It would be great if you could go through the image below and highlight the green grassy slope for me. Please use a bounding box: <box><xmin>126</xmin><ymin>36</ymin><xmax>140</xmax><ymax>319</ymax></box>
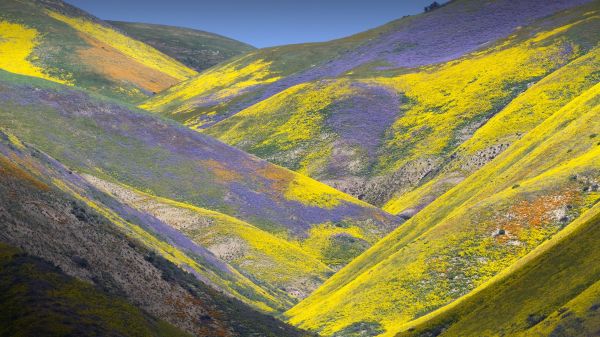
<box><xmin>108</xmin><ymin>21</ymin><xmax>255</xmax><ymax>72</ymax></box>
<box><xmin>393</xmin><ymin>202</ymin><xmax>600</xmax><ymax>337</ymax></box>
<box><xmin>0</xmin><ymin>243</ymin><xmax>190</xmax><ymax>337</ymax></box>
<box><xmin>284</xmin><ymin>79</ymin><xmax>600</xmax><ymax>335</ymax></box>
<box><xmin>0</xmin><ymin>0</ymin><xmax>196</xmax><ymax>103</ymax></box>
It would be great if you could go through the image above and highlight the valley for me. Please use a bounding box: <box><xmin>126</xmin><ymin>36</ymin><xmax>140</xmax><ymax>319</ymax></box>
<box><xmin>0</xmin><ymin>0</ymin><xmax>598</xmax><ymax>336</ymax></box>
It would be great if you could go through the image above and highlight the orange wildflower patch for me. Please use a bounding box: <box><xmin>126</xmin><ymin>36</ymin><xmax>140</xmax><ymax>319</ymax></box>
<box><xmin>254</xmin><ymin>165</ymin><xmax>295</xmax><ymax>194</ymax></box>
<box><xmin>202</xmin><ymin>159</ymin><xmax>243</xmax><ymax>183</ymax></box>
<box><xmin>77</xmin><ymin>33</ymin><xmax>180</xmax><ymax>93</ymax></box>
<box><xmin>496</xmin><ymin>189</ymin><xmax>579</xmax><ymax>240</ymax></box>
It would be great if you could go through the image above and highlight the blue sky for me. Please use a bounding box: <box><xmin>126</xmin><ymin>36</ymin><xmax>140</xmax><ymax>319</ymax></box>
<box><xmin>66</xmin><ymin>0</ymin><xmax>438</xmax><ymax>48</ymax></box>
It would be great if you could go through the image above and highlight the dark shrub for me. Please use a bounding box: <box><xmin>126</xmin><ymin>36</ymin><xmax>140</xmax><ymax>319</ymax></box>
<box><xmin>332</xmin><ymin>321</ymin><xmax>385</xmax><ymax>337</ymax></box>
<box><xmin>526</xmin><ymin>313</ymin><xmax>547</xmax><ymax>327</ymax></box>
<box><xmin>71</xmin><ymin>255</ymin><xmax>89</xmax><ymax>269</ymax></box>
<box><xmin>425</xmin><ymin>1</ymin><xmax>441</xmax><ymax>12</ymax></box>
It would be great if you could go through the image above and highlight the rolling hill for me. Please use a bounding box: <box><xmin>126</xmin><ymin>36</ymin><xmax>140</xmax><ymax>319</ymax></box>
<box><xmin>141</xmin><ymin>0</ymin><xmax>596</xmax><ymax>210</ymax></box>
<box><xmin>139</xmin><ymin>0</ymin><xmax>593</xmax><ymax>121</ymax></box>
<box><xmin>0</xmin><ymin>130</ymin><xmax>312</xmax><ymax>336</ymax></box>
<box><xmin>108</xmin><ymin>21</ymin><xmax>255</xmax><ymax>72</ymax></box>
<box><xmin>393</xmin><ymin>201</ymin><xmax>600</xmax><ymax>337</ymax></box>
<box><xmin>285</xmin><ymin>67</ymin><xmax>600</xmax><ymax>337</ymax></box>
<box><xmin>0</xmin><ymin>68</ymin><xmax>400</xmax><ymax>311</ymax></box>
<box><xmin>0</xmin><ymin>0</ymin><xmax>197</xmax><ymax>103</ymax></box>
<box><xmin>0</xmin><ymin>0</ymin><xmax>599</xmax><ymax>336</ymax></box>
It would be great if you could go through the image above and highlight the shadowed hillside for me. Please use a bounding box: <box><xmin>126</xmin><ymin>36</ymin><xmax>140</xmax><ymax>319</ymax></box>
<box><xmin>0</xmin><ymin>243</ymin><xmax>190</xmax><ymax>337</ymax></box>
<box><xmin>0</xmin><ymin>131</ymin><xmax>313</xmax><ymax>336</ymax></box>
<box><xmin>108</xmin><ymin>21</ymin><xmax>255</xmax><ymax>72</ymax></box>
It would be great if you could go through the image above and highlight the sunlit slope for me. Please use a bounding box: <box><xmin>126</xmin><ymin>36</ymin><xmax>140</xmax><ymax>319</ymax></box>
<box><xmin>393</xmin><ymin>203</ymin><xmax>600</xmax><ymax>337</ymax></box>
<box><xmin>285</xmin><ymin>81</ymin><xmax>600</xmax><ymax>336</ymax></box>
<box><xmin>0</xmin><ymin>70</ymin><xmax>399</xmax><ymax>298</ymax></box>
<box><xmin>83</xmin><ymin>174</ymin><xmax>333</xmax><ymax>301</ymax></box>
<box><xmin>142</xmin><ymin>0</ymin><xmax>589</xmax><ymax>129</ymax></box>
<box><xmin>384</xmin><ymin>43</ymin><xmax>600</xmax><ymax>216</ymax></box>
<box><xmin>0</xmin><ymin>0</ymin><xmax>196</xmax><ymax>103</ymax></box>
<box><xmin>205</xmin><ymin>79</ymin><xmax>399</xmax><ymax>187</ymax></box>
<box><xmin>108</xmin><ymin>21</ymin><xmax>255</xmax><ymax>72</ymax></box>
<box><xmin>0</xmin><ymin>21</ymin><xmax>65</xmax><ymax>83</ymax></box>
<box><xmin>0</xmin><ymin>132</ymin><xmax>311</xmax><ymax>336</ymax></box>
<box><xmin>140</xmin><ymin>36</ymin><xmax>370</xmax><ymax>128</ymax></box>
<box><xmin>206</xmin><ymin>5</ymin><xmax>600</xmax><ymax>206</ymax></box>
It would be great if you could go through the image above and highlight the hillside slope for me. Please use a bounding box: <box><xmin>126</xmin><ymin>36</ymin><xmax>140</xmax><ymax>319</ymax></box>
<box><xmin>285</xmin><ymin>70</ymin><xmax>600</xmax><ymax>336</ymax></box>
<box><xmin>2</xmin><ymin>0</ymin><xmax>598</xmax><ymax>336</ymax></box>
<box><xmin>0</xmin><ymin>243</ymin><xmax>189</xmax><ymax>337</ymax></box>
<box><xmin>384</xmin><ymin>39</ymin><xmax>600</xmax><ymax>216</ymax></box>
<box><xmin>206</xmin><ymin>0</ymin><xmax>599</xmax><ymax>208</ymax></box>
<box><xmin>0</xmin><ymin>69</ymin><xmax>400</xmax><ymax>310</ymax></box>
<box><xmin>143</xmin><ymin>0</ymin><xmax>590</xmax><ymax>127</ymax></box>
<box><xmin>108</xmin><ymin>21</ymin><xmax>255</xmax><ymax>72</ymax></box>
<box><xmin>82</xmin><ymin>174</ymin><xmax>333</xmax><ymax>301</ymax></box>
<box><xmin>0</xmin><ymin>0</ymin><xmax>196</xmax><ymax>103</ymax></box>
<box><xmin>0</xmin><ymin>131</ymin><xmax>311</xmax><ymax>336</ymax></box>
<box><xmin>142</xmin><ymin>0</ymin><xmax>596</xmax><ymax>209</ymax></box>
<box><xmin>0</xmin><ymin>126</ymin><xmax>288</xmax><ymax>317</ymax></box>
<box><xmin>392</xmin><ymin>202</ymin><xmax>600</xmax><ymax>337</ymax></box>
